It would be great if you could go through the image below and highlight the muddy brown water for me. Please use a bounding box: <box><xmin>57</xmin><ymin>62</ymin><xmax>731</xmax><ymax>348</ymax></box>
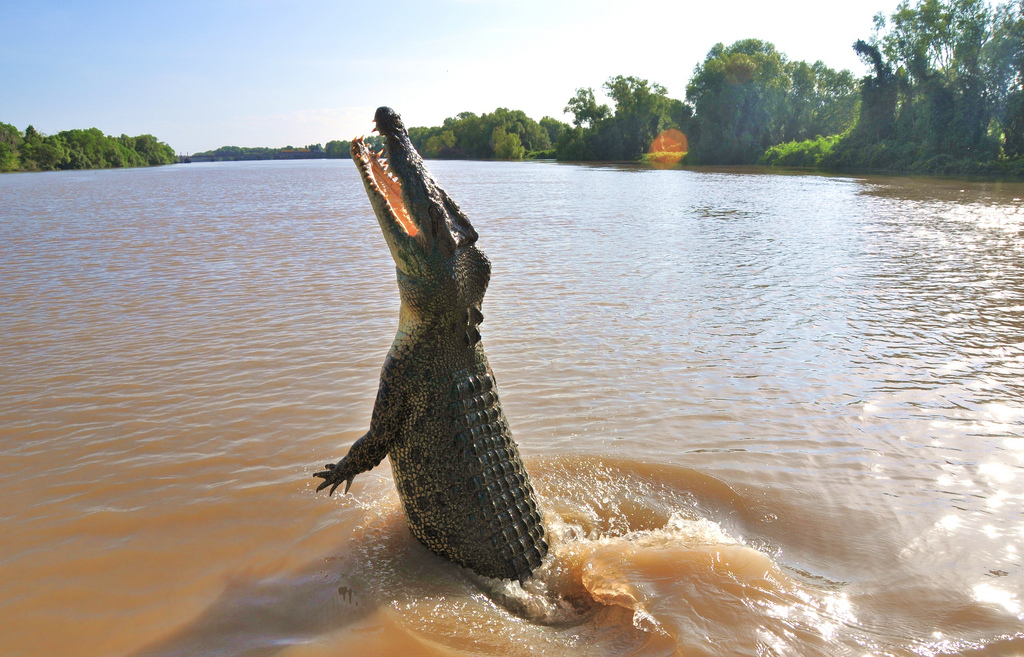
<box><xmin>1</xmin><ymin>160</ymin><xmax>1022</xmax><ymax>656</ymax></box>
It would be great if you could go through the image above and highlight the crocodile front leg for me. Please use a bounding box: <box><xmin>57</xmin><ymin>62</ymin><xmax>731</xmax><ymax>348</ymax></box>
<box><xmin>314</xmin><ymin>427</ymin><xmax>390</xmax><ymax>495</ymax></box>
<box><xmin>315</xmin><ymin>357</ymin><xmax>405</xmax><ymax>495</ymax></box>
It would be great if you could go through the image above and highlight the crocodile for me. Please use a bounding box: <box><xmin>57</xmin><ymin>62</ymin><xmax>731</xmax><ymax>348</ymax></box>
<box><xmin>313</xmin><ymin>107</ymin><xmax>548</xmax><ymax>582</ymax></box>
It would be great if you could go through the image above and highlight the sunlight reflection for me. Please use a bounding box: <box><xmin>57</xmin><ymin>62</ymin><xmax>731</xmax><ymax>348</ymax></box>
<box><xmin>973</xmin><ymin>583</ymin><xmax>1022</xmax><ymax>617</ymax></box>
<box><xmin>945</xmin><ymin>203</ymin><xmax>1024</xmax><ymax>235</ymax></box>
<box><xmin>937</xmin><ymin>360</ymin><xmax>971</xmax><ymax>373</ymax></box>
<box><xmin>818</xmin><ymin>593</ymin><xmax>856</xmax><ymax>641</ymax></box>
<box><xmin>987</xmin><ymin>491</ymin><xmax>1008</xmax><ymax>509</ymax></box>
<box><xmin>979</xmin><ymin>462</ymin><xmax>1015</xmax><ymax>484</ymax></box>
<box><xmin>986</xmin><ymin>404</ymin><xmax>1024</xmax><ymax>423</ymax></box>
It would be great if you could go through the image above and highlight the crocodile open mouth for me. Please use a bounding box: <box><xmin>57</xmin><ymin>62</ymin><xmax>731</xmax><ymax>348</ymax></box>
<box><xmin>352</xmin><ymin>136</ymin><xmax>418</xmax><ymax>238</ymax></box>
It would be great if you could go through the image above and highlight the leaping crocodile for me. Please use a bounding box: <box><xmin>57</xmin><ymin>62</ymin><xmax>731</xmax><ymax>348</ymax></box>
<box><xmin>314</xmin><ymin>107</ymin><xmax>548</xmax><ymax>582</ymax></box>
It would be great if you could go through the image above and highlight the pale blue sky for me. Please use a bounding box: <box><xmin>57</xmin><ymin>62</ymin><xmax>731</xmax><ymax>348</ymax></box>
<box><xmin>1</xmin><ymin>0</ymin><xmax>902</xmax><ymax>153</ymax></box>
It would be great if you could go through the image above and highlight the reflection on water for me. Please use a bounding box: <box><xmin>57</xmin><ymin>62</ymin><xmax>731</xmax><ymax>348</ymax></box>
<box><xmin>1</xmin><ymin>161</ymin><xmax>1022</xmax><ymax>656</ymax></box>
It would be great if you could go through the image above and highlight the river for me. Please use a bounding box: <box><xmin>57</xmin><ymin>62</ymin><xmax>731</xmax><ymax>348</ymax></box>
<box><xmin>1</xmin><ymin>159</ymin><xmax>1022</xmax><ymax>656</ymax></box>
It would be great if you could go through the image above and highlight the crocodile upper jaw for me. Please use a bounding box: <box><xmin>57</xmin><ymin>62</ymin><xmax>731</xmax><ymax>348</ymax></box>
<box><xmin>351</xmin><ymin>107</ymin><xmax>477</xmax><ymax>279</ymax></box>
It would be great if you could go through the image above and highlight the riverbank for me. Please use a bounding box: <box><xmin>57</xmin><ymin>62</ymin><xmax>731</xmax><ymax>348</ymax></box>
<box><xmin>0</xmin><ymin>122</ymin><xmax>176</xmax><ymax>173</ymax></box>
<box><xmin>759</xmin><ymin>132</ymin><xmax>1024</xmax><ymax>180</ymax></box>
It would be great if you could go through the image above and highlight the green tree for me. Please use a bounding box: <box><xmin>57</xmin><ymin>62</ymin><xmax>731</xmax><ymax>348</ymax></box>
<box><xmin>38</xmin><ymin>135</ymin><xmax>72</xmax><ymax>170</ymax></box>
<box><xmin>686</xmin><ymin>39</ymin><xmax>793</xmax><ymax>164</ymax></box>
<box><xmin>853</xmin><ymin>39</ymin><xmax>899</xmax><ymax>141</ymax></box>
<box><xmin>484</xmin><ymin>108</ymin><xmax>552</xmax><ymax>152</ymax></box>
<box><xmin>602</xmin><ymin>75</ymin><xmax>679</xmax><ymax>159</ymax></box>
<box><xmin>564</xmin><ymin>88</ymin><xmax>610</xmax><ymax>128</ymax></box>
<box><xmin>1005</xmin><ymin>91</ymin><xmax>1024</xmax><ymax>157</ymax></box>
<box><xmin>128</xmin><ymin>134</ymin><xmax>176</xmax><ymax>165</ymax></box>
<box><xmin>59</xmin><ymin>128</ymin><xmax>111</xmax><ymax>168</ymax></box>
<box><xmin>556</xmin><ymin>76</ymin><xmax>691</xmax><ymax>161</ymax></box>
<box><xmin>18</xmin><ymin>125</ymin><xmax>43</xmax><ymax>169</ymax></box>
<box><xmin>408</xmin><ymin>109</ymin><xmax>552</xmax><ymax>159</ymax></box>
<box><xmin>783</xmin><ymin>60</ymin><xmax>860</xmax><ymax>142</ymax></box>
<box><xmin>20</xmin><ymin>125</ymin><xmax>72</xmax><ymax>171</ymax></box>
<box><xmin>446</xmin><ymin>112</ymin><xmax>488</xmax><ymax>157</ymax></box>
<box><xmin>491</xmin><ymin>126</ymin><xmax>526</xmax><ymax>160</ymax></box>
<box><xmin>325</xmin><ymin>140</ymin><xmax>351</xmax><ymax>158</ymax></box>
<box><xmin>876</xmin><ymin>0</ymin><xmax>998</xmax><ymax>158</ymax></box>
<box><xmin>804</xmin><ymin>0</ymin><xmax>1023</xmax><ymax>174</ymax></box>
<box><xmin>0</xmin><ymin>122</ymin><xmax>22</xmax><ymax>172</ymax></box>
<box><xmin>539</xmin><ymin>116</ymin><xmax>569</xmax><ymax>145</ymax></box>
<box><xmin>2</xmin><ymin>124</ymin><xmax>175</xmax><ymax>172</ymax></box>
<box><xmin>424</xmin><ymin>130</ymin><xmax>457</xmax><ymax>158</ymax></box>
<box><xmin>986</xmin><ymin>0</ymin><xmax>1024</xmax><ymax>156</ymax></box>
<box><xmin>554</xmin><ymin>127</ymin><xmax>595</xmax><ymax>161</ymax></box>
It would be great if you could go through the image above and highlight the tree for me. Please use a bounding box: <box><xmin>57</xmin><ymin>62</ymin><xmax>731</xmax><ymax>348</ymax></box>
<box><xmin>564</xmin><ymin>88</ymin><xmax>610</xmax><ymax>128</ymax></box>
<box><xmin>130</xmin><ymin>134</ymin><xmax>176</xmax><ymax>165</ymax></box>
<box><xmin>853</xmin><ymin>39</ymin><xmax>899</xmax><ymax>141</ymax></box>
<box><xmin>602</xmin><ymin>75</ymin><xmax>678</xmax><ymax>159</ymax></box>
<box><xmin>20</xmin><ymin>125</ymin><xmax>72</xmax><ymax>171</ymax></box>
<box><xmin>325</xmin><ymin>140</ymin><xmax>351</xmax><ymax>158</ymax></box>
<box><xmin>554</xmin><ymin>127</ymin><xmax>595</xmax><ymax>161</ymax></box>
<box><xmin>1005</xmin><ymin>91</ymin><xmax>1024</xmax><ymax>157</ymax></box>
<box><xmin>685</xmin><ymin>40</ymin><xmax>793</xmax><ymax>164</ymax></box>
<box><xmin>809</xmin><ymin>0</ymin><xmax>1023</xmax><ymax>172</ymax></box>
<box><xmin>539</xmin><ymin>116</ymin><xmax>569</xmax><ymax>145</ymax></box>
<box><xmin>424</xmin><ymin>130</ymin><xmax>456</xmax><ymax>158</ymax></box>
<box><xmin>874</xmin><ymin>0</ymin><xmax>998</xmax><ymax>158</ymax></box>
<box><xmin>986</xmin><ymin>0</ymin><xmax>1024</xmax><ymax>156</ymax></box>
<box><xmin>407</xmin><ymin>109</ymin><xmax>552</xmax><ymax>159</ymax></box>
<box><xmin>810</xmin><ymin>62</ymin><xmax>861</xmax><ymax>137</ymax></box>
<box><xmin>0</xmin><ymin>124</ymin><xmax>175</xmax><ymax>172</ymax></box>
<box><xmin>555</xmin><ymin>76</ymin><xmax>692</xmax><ymax>161</ymax></box>
<box><xmin>783</xmin><ymin>60</ymin><xmax>860</xmax><ymax>142</ymax></box>
<box><xmin>485</xmin><ymin>107</ymin><xmax>552</xmax><ymax>152</ymax></box>
<box><xmin>446</xmin><ymin>112</ymin><xmax>489</xmax><ymax>157</ymax></box>
<box><xmin>491</xmin><ymin>127</ymin><xmax>526</xmax><ymax>160</ymax></box>
<box><xmin>0</xmin><ymin>122</ymin><xmax>22</xmax><ymax>172</ymax></box>
<box><xmin>881</xmin><ymin>0</ymin><xmax>990</xmax><ymax>86</ymax></box>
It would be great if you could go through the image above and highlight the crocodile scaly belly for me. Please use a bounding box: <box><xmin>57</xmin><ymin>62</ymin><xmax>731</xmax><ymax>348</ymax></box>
<box><xmin>393</xmin><ymin>363</ymin><xmax>548</xmax><ymax>581</ymax></box>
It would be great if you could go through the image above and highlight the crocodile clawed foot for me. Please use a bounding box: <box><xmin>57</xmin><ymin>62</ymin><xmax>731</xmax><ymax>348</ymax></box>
<box><xmin>314</xmin><ymin>461</ymin><xmax>355</xmax><ymax>496</ymax></box>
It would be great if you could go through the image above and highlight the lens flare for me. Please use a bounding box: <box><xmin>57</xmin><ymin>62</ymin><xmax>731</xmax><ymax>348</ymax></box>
<box><xmin>647</xmin><ymin>129</ymin><xmax>688</xmax><ymax>169</ymax></box>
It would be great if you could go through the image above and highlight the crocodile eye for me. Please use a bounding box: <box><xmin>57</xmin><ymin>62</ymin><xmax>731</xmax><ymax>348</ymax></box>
<box><xmin>428</xmin><ymin>205</ymin><xmax>443</xmax><ymax>222</ymax></box>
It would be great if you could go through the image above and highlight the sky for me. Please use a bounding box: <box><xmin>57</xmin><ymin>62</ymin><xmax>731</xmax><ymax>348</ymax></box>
<box><xmin>1</xmin><ymin>0</ymin><xmax>905</xmax><ymax>154</ymax></box>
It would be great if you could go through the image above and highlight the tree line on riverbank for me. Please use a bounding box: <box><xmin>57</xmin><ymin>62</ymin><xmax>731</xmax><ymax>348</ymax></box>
<box><xmin>189</xmin><ymin>143</ymin><xmax>350</xmax><ymax>161</ymax></box>
<box><xmin>762</xmin><ymin>0</ymin><xmax>1024</xmax><ymax>175</ymax></box>
<box><xmin>408</xmin><ymin>0</ymin><xmax>1024</xmax><ymax>176</ymax></box>
<box><xmin>0</xmin><ymin>123</ymin><xmax>176</xmax><ymax>172</ymax></box>
<box><xmin>11</xmin><ymin>0</ymin><xmax>1015</xmax><ymax>177</ymax></box>
<box><xmin>190</xmin><ymin>138</ymin><xmax>384</xmax><ymax>162</ymax></box>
